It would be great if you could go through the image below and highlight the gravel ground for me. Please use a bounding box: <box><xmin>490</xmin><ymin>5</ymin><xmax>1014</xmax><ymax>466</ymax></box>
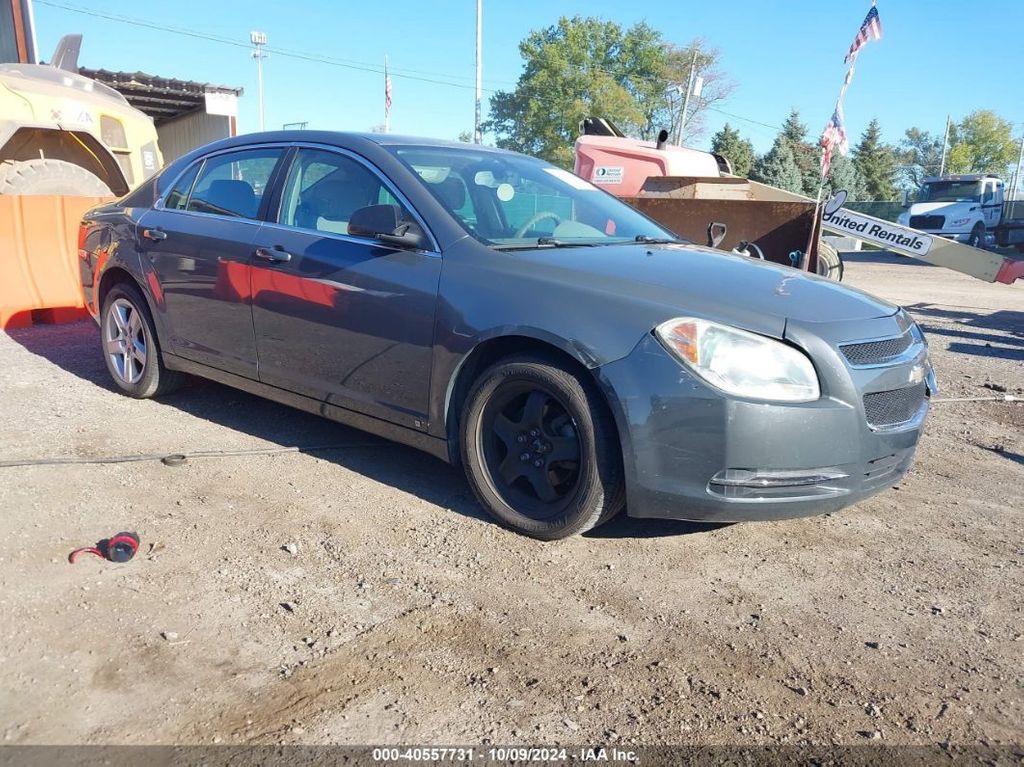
<box><xmin>0</xmin><ymin>252</ymin><xmax>1021</xmax><ymax>747</ymax></box>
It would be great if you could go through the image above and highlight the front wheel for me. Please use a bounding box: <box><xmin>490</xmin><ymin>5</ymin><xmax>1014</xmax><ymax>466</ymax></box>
<box><xmin>100</xmin><ymin>283</ymin><xmax>184</xmax><ymax>398</ymax></box>
<box><xmin>460</xmin><ymin>354</ymin><xmax>625</xmax><ymax>539</ymax></box>
<box><xmin>967</xmin><ymin>224</ymin><xmax>986</xmax><ymax>249</ymax></box>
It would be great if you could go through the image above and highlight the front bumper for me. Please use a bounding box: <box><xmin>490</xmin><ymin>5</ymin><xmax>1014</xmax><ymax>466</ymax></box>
<box><xmin>919</xmin><ymin>229</ymin><xmax>971</xmax><ymax>243</ymax></box>
<box><xmin>597</xmin><ymin>314</ymin><xmax>930</xmax><ymax>523</ymax></box>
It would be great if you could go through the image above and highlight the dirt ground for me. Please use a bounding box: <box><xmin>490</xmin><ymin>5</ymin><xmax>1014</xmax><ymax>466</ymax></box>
<box><xmin>0</xmin><ymin>251</ymin><xmax>1021</xmax><ymax>748</ymax></box>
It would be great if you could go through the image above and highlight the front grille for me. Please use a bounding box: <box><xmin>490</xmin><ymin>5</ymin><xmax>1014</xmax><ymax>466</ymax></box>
<box><xmin>840</xmin><ymin>332</ymin><xmax>913</xmax><ymax>366</ymax></box>
<box><xmin>910</xmin><ymin>214</ymin><xmax>945</xmax><ymax>230</ymax></box>
<box><xmin>863</xmin><ymin>383</ymin><xmax>927</xmax><ymax>428</ymax></box>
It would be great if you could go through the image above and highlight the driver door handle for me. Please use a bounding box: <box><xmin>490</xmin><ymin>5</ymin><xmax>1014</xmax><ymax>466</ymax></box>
<box><xmin>142</xmin><ymin>228</ymin><xmax>167</xmax><ymax>242</ymax></box>
<box><xmin>254</xmin><ymin>246</ymin><xmax>292</xmax><ymax>263</ymax></box>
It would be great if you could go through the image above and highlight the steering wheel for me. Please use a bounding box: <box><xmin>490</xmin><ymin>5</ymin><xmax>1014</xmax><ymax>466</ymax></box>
<box><xmin>514</xmin><ymin>211</ymin><xmax>563</xmax><ymax>238</ymax></box>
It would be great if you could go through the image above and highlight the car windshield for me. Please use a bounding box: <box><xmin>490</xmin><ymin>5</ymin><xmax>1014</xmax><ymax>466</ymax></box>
<box><xmin>386</xmin><ymin>145</ymin><xmax>679</xmax><ymax>248</ymax></box>
<box><xmin>918</xmin><ymin>180</ymin><xmax>982</xmax><ymax>203</ymax></box>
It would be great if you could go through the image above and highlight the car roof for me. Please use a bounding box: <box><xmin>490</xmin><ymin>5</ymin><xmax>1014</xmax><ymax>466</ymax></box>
<box><xmin>922</xmin><ymin>174</ymin><xmax>1000</xmax><ymax>183</ymax></box>
<box><xmin>186</xmin><ymin>130</ymin><xmax>518</xmax><ymax>156</ymax></box>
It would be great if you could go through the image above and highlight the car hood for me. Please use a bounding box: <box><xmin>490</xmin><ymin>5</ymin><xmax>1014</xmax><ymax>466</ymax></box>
<box><xmin>513</xmin><ymin>242</ymin><xmax>898</xmax><ymax>339</ymax></box>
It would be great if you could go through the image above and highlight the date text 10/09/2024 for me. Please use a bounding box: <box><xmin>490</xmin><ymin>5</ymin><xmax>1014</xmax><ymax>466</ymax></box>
<box><xmin>372</xmin><ymin>747</ymin><xmax>641</xmax><ymax>762</ymax></box>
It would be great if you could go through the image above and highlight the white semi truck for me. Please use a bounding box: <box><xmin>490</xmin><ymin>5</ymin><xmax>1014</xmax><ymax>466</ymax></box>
<box><xmin>896</xmin><ymin>174</ymin><xmax>1007</xmax><ymax>248</ymax></box>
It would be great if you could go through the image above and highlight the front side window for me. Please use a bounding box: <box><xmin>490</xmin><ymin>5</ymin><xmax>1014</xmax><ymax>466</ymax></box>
<box><xmin>277</xmin><ymin>148</ymin><xmax>419</xmax><ymax>238</ymax></box>
<box><xmin>164</xmin><ymin>162</ymin><xmax>200</xmax><ymax>211</ymax></box>
<box><xmin>186</xmin><ymin>148</ymin><xmax>283</xmax><ymax>219</ymax></box>
<box><xmin>387</xmin><ymin>145</ymin><xmax>678</xmax><ymax>249</ymax></box>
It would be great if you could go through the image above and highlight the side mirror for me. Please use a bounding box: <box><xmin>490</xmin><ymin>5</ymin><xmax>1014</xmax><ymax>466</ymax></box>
<box><xmin>347</xmin><ymin>204</ymin><xmax>425</xmax><ymax>249</ymax></box>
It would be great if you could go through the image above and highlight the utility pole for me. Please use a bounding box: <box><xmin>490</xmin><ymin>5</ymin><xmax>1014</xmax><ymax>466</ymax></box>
<box><xmin>1011</xmin><ymin>130</ymin><xmax>1024</xmax><ymax>218</ymax></box>
<box><xmin>474</xmin><ymin>0</ymin><xmax>482</xmax><ymax>144</ymax></box>
<box><xmin>251</xmin><ymin>31</ymin><xmax>268</xmax><ymax>131</ymax></box>
<box><xmin>938</xmin><ymin>114</ymin><xmax>951</xmax><ymax>176</ymax></box>
<box><xmin>674</xmin><ymin>49</ymin><xmax>699</xmax><ymax>146</ymax></box>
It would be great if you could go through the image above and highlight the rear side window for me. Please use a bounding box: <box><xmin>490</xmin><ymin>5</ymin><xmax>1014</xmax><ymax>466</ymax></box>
<box><xmin>187</xmin><ymin>148</ymin><xmax>284</xmax><ymax>219</ymax></box>
<box><xmin>164</xmin><ymin>163</ymin><xmax>201</xmax><ymax>211</ymax></box>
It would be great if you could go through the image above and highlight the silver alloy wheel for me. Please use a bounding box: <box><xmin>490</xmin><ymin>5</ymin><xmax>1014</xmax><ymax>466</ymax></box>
<box><xmin>104</xmin><ymin>298</ymin><xmax>147</xmax><ymax>385</ymax></box>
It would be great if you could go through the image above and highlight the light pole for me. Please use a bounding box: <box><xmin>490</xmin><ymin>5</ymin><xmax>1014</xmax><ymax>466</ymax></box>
<box><xmin>674</xmin><ymin>49</ymin><xmax>699</xmax><ymax>146</ymax></box>
<box><xmin>938</xmin><ymin>114</ymin><xmax>951</xmax><ymax>176</ymax></box>
<box><xmin>251</xmin><ymin>30</ymin><xmax>268</xmax><ymax>131</ymax></box>
<box><xmin>474</xmin><ymin>0</ymin><xmax>482</xmax><ymax>144</ymax></box>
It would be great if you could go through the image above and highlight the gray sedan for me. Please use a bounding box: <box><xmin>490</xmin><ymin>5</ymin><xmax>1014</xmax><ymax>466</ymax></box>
<box><xmin>79</xmin><ymin>132</ymin><xmax>934</xmax><ymax>539</ymax></box>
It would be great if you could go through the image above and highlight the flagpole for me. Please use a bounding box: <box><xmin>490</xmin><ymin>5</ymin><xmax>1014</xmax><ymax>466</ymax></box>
<box><xmin>384</xmin><ymin>55</ymin><xmax>390</xmax><ymax>133</ymax></box>
<box><xmin>801</xmin><ymin>166</ymin><xmax>828</xmax><ymax>272</ymax></box>
<box><xmin>804</xmin><ymin>2</ymin><xmax>882</xmax><ymax>271</ymax></box>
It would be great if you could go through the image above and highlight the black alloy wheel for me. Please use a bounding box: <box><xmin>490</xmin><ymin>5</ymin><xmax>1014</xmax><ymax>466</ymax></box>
<box><xmin>460</xmin><ymin>354</ymin><xmax>624</xmax><ymax>539</ymax></box>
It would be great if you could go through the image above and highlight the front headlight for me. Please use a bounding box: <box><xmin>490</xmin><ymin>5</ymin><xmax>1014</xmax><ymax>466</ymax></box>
<box><xmin>897</xmin><ymin>213</ymin><xmax>910</xmax><ymax>225</ymax></box>
<box><xmin>655</xmin><ymin>318</ymin><xmax>820</xmax><ymax>402</ymax></box>
<box><xmin>949</xmin><ymin>217</ymin><xmax>972</xmax><ymax>227</ymax></box>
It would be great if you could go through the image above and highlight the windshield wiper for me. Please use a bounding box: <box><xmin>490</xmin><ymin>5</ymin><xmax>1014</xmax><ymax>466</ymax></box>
<box><xmin>633</xmin><ymin>234</ymin><xmax>682</xmax><ymax>244</ymax></box>
<box><xmin>493</xmin><ymin>238</ymin><xmax>597</xmax><ymax>250</ymax></box>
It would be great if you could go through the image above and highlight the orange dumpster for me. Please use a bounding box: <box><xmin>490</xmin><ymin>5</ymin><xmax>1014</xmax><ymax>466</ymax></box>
<box><xmin>0</xmin><ymin>194</ymin><xmax>114</xmax><ymax>329</ymax></box>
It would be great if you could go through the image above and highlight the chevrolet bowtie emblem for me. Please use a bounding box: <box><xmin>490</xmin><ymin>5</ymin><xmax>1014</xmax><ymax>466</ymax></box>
<box><xmin>909</xmin><ymin>365</ymin><xmax>925</xmax><ymax>384</ymax></box>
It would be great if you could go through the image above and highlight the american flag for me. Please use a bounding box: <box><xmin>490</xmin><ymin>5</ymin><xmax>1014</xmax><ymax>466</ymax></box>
<box><xmin>820</xmin><ymin>105</ymin><xmax>849</xmax><ymax>176</ymax></box>
<box><xmin>385</xmin><ymin>63</ymin><xmax>393</xmax><ymax>116</ymax></box>
<box><xmin>845</xmin><ymin>6</ymin><xmax>883</xmax><ymax>64</ymax></box>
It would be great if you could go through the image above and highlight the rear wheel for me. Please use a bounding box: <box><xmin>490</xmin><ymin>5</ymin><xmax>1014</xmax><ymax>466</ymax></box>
<box><xmin>815</xmin><ymin>239</ymin><xmax>844</xmax><ymax>281</ymax></box>
<box><xmin>0</xmin><ymin>159</ymin><xmax>112</xmax><ymax>196</ymax></box>
<box><xmin>460</xmin><ymin>354</ymin><xmax>624</xmax><ymax>539</ymax></box>
<box><xmin>100</xmin><ymin>283</ymin><xmax>183</xmax><ymax>398</ymax></box>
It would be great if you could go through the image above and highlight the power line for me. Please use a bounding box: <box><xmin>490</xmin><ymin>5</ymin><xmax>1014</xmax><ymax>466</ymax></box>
<box><xmin>33</xmin><ymin>0</ymin><xmax>513</xmax><ymax>92</ymax></box>
<box><xmin>37</xmin><ymin>0</ymin><xmax>832</xmax><ymax>143</ymax></box>
<box><xmin>705</xmin><ymin>106</ymin><xmax>783</xmax><ymax>133</ymax></box>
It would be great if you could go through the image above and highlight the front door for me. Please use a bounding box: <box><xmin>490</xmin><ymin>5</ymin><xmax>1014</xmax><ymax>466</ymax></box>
<box><xmin>250</xmin><ymin>147</ymin><xmax>441</xmax><ymax>429</ymax></box>
<box><xmin>982</xmin><ymin>180</ymin><xmax>1002</xmax><ymax>228</ymax></box>
<box><xmin>138</xmin><ymin>146</ymin><xmax>285</xmax><ymax>379</ymax></box>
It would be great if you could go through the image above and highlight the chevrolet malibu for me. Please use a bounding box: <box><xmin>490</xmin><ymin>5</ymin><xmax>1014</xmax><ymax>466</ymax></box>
<box><xmin>79</xmin><ymin>132</ymin><xmax>934</xmax><ymax>539</ymax></box>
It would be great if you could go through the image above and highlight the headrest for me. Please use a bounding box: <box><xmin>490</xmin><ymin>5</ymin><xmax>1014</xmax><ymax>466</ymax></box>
<box><xmin>432</xmin><ymin>176</ymin><xmax>466</xmax><ymax>210</ymax></box>
<box><xmin>206</xmin><ymin>179</ymin><xmax>256</xmax><ymax>217</ymax></box>
<box><xmin>310</xmin><ymin>179</ymin><xmax>375</xmax><ymax>219</ymax></box>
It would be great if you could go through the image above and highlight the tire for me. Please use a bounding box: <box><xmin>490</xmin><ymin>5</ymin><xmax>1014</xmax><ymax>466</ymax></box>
<box><xmin>967</xmin><ymin>224</ymin><xmax>985</xmax><ymax>250</ymax></box>
<box><xmin>460</xmin><ymin>354</ymin><xmax>625</xmax><ymax>540</ymax></box>
<box><xmin>0</xmin><ymin>158</ymin><xmax>113</xmax><ymax>196</ymax></box>
<box><xmin>100</xmin><ymin>283</ymin><xmax>184</xmax><ymax>398</ymax></box>
<box><xmin>815</xmin><ymin>239</ymin><xmax>844</xmax><ymax>281</ymax></box>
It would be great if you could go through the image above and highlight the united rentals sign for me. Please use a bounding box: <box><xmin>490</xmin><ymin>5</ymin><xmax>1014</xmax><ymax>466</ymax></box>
<box><xmin>821</xmin><ymin>192</ymin><xmax>933</xmax><ymax>257</ymax></box>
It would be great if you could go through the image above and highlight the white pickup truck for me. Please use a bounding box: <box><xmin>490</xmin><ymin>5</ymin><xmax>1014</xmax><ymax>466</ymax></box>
<box><xmin>896</xmin><ymin>174</ymin><xmax>1005</xmax><ymax>248</ymax></box>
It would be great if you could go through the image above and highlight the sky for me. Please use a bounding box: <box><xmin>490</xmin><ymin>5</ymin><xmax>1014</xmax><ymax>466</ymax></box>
<box><xmin>29</xmin><ymin>0</ymin><xmax>1024</xmax><ymax>156</ymax></box>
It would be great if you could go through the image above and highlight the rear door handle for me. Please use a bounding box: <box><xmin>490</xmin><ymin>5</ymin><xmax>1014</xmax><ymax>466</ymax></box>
<box><xmin>254</xmin><ymin>246</ymin><xmax>292</xmax><ymax>263</ymax></box>
<box><xmin>142</xmin><ymin>228</ymin><xmax>167</xmax><ymax>242</ymax></box>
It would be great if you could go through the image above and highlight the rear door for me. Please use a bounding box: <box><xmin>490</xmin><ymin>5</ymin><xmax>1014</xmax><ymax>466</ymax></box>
<box><xmin>138</xmin><ymin>147</ymin><xmax>286</xmax><ymax>378</ymax></box>
<box><xmin>250</xmin><ymin>146</ymin><xmax>441</xmax><ymax>429</ymax></box>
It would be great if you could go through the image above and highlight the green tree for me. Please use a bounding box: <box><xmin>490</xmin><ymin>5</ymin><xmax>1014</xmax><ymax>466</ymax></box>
<box><xmin>779</xmin><ymin>108</ymin><xmax>820</xmax><ymax>196</ymax></box>
<box><xmin>947</xmin><ymin>110</ymin><xmax>1018</xmax><ymax>176</ymax></box>
<box><xmin>852</xmin><ymin>119</ymin><xmax>897</xmax><ymax>201</ymax></box>
<box><xmin>750</xmin><ymin>136</ymin><xmax>803</xmax><ymax>193</ymax></box>
<box><xmin>484</xmin><ymin>16</ymin><xmax>667</xmax><ymax>167</ymax></box>
<box><xmin>456</xmin><ymin>131</ymin><xmax>473</xmax><ymax>143</ymax></box>
<box><xmin>897</xmin><ymin>127</ymin><xmax>943</xmax><ymax>191</ymax></box>
<box><xmin>710</xmin><ymin>123</ymin><xmax>755</xmax><ymax>177</ymax></box>
<box><xmin>823</xmin><ymin>152</ymin><xmax>866</xmax><ymax>202</ymax></box>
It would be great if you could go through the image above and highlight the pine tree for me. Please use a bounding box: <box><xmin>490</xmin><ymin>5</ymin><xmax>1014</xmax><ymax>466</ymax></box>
<box><xmin>852</xmin><ymin>119</ymin><xmax>897</xmax><ymax>201</ymax></box>
<box><xmin>780</xmin><ymin>108</ymin><xmax>820</xmax><ymax>196</ymax></box>
<box><xmin>709</xmin><ymin>123</ymin><xmax>755</xmax><ymax>178</ymax></box>
<box><xmin>750</xmin><ymin>136</ymin><xmax>803</xmax><ymax>193</ymax></box>
<box><xmin>823</xmin><ymin>152</ymin><xmax>866</xmax><ymax>202</ymax></box>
